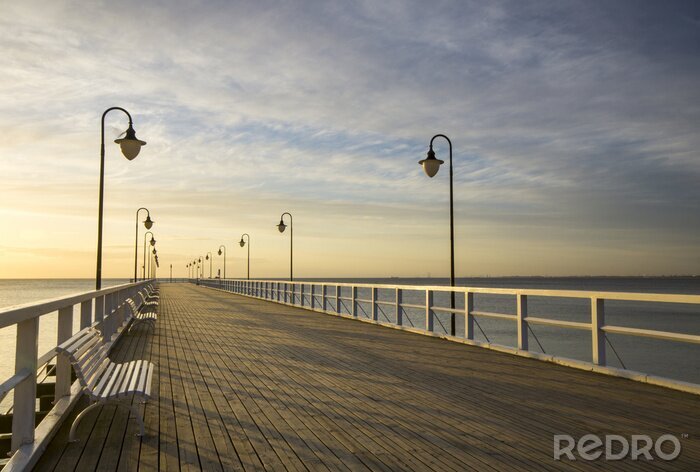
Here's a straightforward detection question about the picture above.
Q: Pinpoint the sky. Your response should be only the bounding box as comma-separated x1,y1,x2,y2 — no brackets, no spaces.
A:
1,0,699,279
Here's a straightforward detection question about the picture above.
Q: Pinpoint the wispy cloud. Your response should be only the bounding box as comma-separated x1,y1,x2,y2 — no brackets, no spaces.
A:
1,0,699,277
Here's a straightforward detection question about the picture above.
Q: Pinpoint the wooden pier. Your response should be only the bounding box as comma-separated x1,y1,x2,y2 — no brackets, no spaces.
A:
35,284,699,470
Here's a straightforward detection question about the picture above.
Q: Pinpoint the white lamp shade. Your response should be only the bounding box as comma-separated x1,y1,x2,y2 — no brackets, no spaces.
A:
419,157,443,178
116,138,146,160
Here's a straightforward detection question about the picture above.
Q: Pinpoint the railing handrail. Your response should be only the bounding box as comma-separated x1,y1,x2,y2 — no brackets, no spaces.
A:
200,277,700,305
0,280,152,329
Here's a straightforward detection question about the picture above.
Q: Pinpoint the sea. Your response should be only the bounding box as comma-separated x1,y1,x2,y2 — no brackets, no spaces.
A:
1,276,699,409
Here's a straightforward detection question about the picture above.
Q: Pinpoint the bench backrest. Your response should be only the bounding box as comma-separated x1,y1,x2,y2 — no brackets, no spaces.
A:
125,297,142,315
56,328,110,391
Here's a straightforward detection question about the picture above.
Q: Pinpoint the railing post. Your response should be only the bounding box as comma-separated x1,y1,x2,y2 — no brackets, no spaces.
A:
517,294,528,350
95,295,104,324
322,285,327,312
371,287,378,321
310,285,315,310
592,298,606,365
351,286,357,317
11,317,39,452
80,299,93,328
395,288,402,325
335,286,341,315
300,284,305,307
425,289,434,332
465,291,474,340
55,305,74,399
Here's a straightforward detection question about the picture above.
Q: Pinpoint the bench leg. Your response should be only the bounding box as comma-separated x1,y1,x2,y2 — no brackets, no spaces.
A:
69,401,145,442
69,402,102,442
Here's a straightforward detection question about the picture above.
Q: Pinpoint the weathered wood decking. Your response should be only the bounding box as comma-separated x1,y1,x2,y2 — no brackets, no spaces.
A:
36,284,700,471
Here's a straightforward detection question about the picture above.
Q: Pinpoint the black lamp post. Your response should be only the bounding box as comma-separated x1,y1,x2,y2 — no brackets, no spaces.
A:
239,234,250,280
134,207,153,282
218,245,227,279
419,134,456,336
205,252,213,278
149,248,157,279
277,212,293,281
95,107,146,289
143,231,156,280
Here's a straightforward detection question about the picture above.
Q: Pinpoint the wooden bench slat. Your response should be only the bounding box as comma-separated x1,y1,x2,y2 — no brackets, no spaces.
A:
92,362,117,397
100,363,125,399
144,363,154,398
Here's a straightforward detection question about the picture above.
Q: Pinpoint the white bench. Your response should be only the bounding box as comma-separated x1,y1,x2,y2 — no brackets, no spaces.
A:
56,327,154,441
144,284,160,301
126,297,157,333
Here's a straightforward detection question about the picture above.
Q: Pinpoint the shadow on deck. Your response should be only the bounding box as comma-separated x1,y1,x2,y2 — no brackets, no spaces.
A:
35,284,700,471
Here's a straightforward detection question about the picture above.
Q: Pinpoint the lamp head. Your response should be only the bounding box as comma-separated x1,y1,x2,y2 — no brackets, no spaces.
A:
143,215,153,229
277,219,287,233
150,237,156,246
239,239,245,247
206,254,209,260
114,124,146,160
218,249,222,256
198,257,202,263
152,248,157,255
418,146,444,178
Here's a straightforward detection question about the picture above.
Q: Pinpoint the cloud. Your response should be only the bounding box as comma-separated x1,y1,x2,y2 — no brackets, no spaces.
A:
1,0,699,277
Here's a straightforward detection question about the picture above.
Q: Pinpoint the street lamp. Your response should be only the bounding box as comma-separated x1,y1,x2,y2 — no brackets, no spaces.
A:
239,234,250,280
143,231,156,280
95,107,146,289
218,245,226,279
134,207,154,281
277,212,293,281
205,252,213,278
198,257,203,279
419,134,456,336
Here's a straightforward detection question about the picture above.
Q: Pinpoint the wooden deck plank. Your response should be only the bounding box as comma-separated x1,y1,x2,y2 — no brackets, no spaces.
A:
33,283,700,471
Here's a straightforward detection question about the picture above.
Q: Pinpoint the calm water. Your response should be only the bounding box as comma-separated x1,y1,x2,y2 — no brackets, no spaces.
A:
1,276,699,408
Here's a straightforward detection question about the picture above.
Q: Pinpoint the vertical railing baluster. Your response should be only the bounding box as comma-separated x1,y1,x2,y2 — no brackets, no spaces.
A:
425,290,434,332
310,285,315,310
322,285,327,312
371,287,378,321
592,298,606,365
95,295,105,326
80,300,92,328
395,288,402,326
465,291,474,340
300,284,305,307
11,317,39,452
55,305,74,399
517,294,528,350
335,286,341,315
351,286,357,317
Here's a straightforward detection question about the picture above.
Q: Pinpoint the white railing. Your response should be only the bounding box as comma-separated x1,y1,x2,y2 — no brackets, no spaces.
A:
196,278,700,395
0,280,152,468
